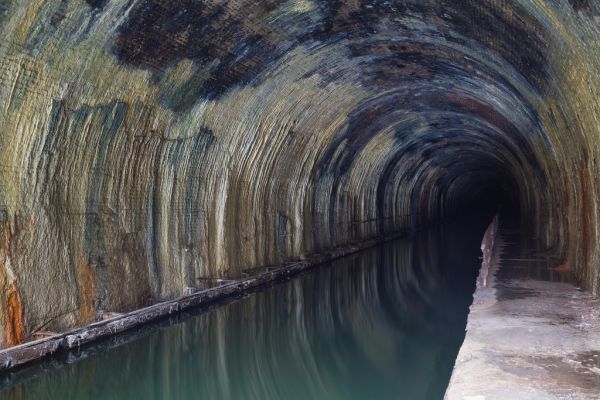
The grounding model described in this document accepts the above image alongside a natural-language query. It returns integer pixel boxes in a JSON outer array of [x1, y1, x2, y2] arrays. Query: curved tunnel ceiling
[[0, 0, 598, 344]]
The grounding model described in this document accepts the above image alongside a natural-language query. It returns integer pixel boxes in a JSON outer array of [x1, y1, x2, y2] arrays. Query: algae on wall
[[0, 0, 597, 347]]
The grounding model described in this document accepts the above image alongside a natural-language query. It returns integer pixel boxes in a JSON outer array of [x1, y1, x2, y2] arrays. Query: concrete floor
[[445, 228, 600, 400]]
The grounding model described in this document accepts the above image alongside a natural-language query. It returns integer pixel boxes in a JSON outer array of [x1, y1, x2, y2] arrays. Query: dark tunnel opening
[[368, 132, 534, 242], [439, 167, 522, 224]]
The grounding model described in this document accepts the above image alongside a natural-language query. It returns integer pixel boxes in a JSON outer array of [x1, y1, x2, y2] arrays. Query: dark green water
[[0, 217, 488, 400]]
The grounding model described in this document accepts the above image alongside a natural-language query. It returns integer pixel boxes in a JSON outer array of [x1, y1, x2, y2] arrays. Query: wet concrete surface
[[445, 226, 600, 399]]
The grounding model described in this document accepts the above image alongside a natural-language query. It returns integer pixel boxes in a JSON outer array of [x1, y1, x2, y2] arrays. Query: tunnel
[[0, 0, 598, 398]]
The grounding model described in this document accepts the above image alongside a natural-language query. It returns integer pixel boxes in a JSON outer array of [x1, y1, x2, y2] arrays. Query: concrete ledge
[[445, 224, 600, 399]]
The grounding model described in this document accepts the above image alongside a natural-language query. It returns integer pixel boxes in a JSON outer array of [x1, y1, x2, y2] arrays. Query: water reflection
[[0, 216, 488, 400]]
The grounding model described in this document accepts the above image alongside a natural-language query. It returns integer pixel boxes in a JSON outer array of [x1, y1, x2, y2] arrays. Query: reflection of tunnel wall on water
[[0, 0, 598, 347], [1, 222, 486, 398]]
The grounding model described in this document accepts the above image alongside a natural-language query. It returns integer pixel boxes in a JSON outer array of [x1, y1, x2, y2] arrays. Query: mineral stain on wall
[[0, 0, 597, 347], [3, 283, 24, 347]]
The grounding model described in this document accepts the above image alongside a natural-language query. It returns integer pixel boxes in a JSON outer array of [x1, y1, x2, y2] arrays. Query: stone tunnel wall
[[0, 0, 597, 347]]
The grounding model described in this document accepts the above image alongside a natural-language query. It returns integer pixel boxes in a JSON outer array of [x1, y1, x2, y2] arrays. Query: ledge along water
[[446, 219, 600, 399], [0, 214, 492, 400]]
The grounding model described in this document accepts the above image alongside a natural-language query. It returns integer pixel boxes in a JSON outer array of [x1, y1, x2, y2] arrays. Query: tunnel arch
[[0, 0, 597, 345]]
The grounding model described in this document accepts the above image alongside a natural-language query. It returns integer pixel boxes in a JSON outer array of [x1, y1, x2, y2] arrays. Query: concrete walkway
[[445, 228, 600, 399]]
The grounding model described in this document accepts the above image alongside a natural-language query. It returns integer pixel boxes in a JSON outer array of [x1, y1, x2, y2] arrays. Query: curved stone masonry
[[0, 0, 597, 347]]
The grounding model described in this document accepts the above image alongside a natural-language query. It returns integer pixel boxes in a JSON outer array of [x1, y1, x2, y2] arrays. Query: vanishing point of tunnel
[[0, 0, 598, 399]]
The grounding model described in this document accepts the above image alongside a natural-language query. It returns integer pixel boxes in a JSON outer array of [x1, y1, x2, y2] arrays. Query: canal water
[[0, 215, 490, 400]]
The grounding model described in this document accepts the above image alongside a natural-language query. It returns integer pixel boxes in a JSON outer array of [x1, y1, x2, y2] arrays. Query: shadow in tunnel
[[438, 165, 522, 231]]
